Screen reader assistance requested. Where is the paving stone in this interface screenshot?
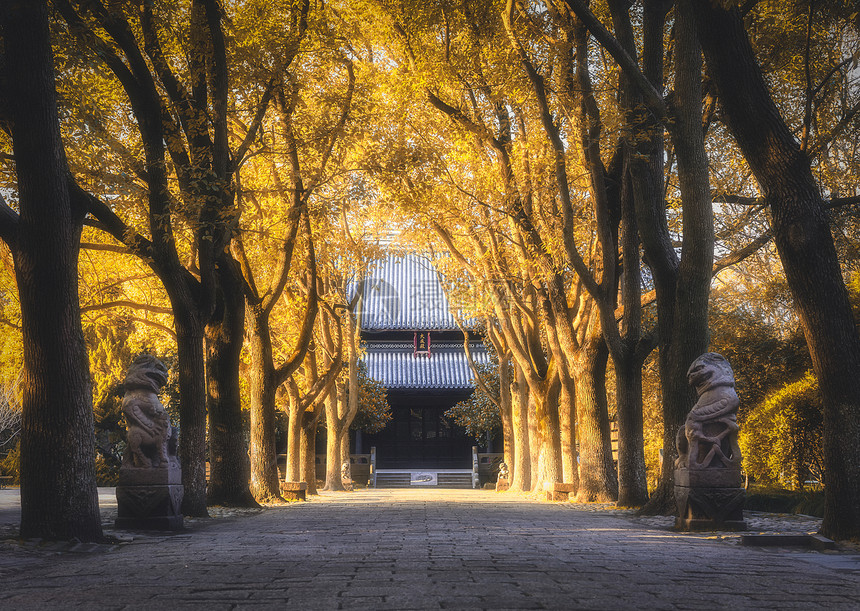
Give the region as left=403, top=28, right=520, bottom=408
left=0, top=488, right=859, bottom=609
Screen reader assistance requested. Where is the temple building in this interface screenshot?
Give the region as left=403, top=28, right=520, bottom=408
left=354, top=254, right=491, bottom=486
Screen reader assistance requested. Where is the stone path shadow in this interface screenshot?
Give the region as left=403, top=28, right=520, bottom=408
left=1, top=488, right=858, bottom=610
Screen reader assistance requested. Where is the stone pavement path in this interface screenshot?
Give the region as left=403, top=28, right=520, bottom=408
left=1, top=488, right=859, bottom=610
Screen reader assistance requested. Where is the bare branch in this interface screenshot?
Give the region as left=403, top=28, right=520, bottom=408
left=614, top=289, right=657, bottom=322
left=810, top=98, right=860, bottom=160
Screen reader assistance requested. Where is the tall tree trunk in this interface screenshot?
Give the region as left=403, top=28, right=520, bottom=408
left=247, top=310, right=281, bottom=501
left=564, top=0, right=710, bottom=515
left=639, top=0, right=713, bottom=515
left=511, top=365, right=532, bottom=492
left=610, top=150, right=650, bottom=508
left=300, top=414, right=318, bottom=494
left=615, top=355, right=648, bottom=506
left=610, top=208, right=650, bottom=506
left=527, top=393, right=542, bottom=492
left=557, top=372, right=579, bottom=488
left=572, top=317, right=618, bottom=502
left=206, top=257, right=257, bottom=507
left=323, top=385, right=346, bottom=491
left=323, top=308, right=359, bottom=490
left=603, top=0, right=666, bottom=509
left=544, top=324, right=579, bottom=488
left=611, top=176, right=650, bottom=507
left=693, top=0, right=860, bottom=540
left=172, top=307, right=209, bottom=516
left=0, top=0, right=102, bottom=541
left=340, top=428, right=350, bottom=484
left=540, top=373, right=563, bottom=487
left=285, top=397, right=302, bottom=482
left=343, top=309, right=360, bottom=459
left=53, top=0, right=232, bottom=519
left=498, top=351, right=514, bottom=472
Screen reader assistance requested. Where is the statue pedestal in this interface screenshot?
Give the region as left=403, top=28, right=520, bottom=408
left=115, top=464, right=184, bottom=531
left=543, top=482, right=576, bottom=501
left=280, top=481, right=307, bottom=501
left=495, top=478, right=510, bottom=492
left=674, top=467, right=746, bottom=531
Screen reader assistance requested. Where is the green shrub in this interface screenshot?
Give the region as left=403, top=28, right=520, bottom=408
left=793, top=491, right=825, bottom=517
left=739, top=372, right=824, bottom=490
left=744, top=486, right=824, bottom=517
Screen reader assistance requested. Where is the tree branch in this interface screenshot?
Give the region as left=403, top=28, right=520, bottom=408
left=140, top=2, right=197, bottom=140
left=827, top=195, right=860, bottom=209
left=274, top=217, right=320, bottom=384
left=292, top=318, right=344, bottom=413
left=457, top=317, right=501, bottom=411
left=809, top=98, right=860, bottom=161
left=563, top=0, right=668, bottom=123
left=714, top=192, right=860, bottom=210
left=69, top=179, right=155, bottom=262
left=711, top=230, right=773, bottom=276
left=235, top=77, right=277, bottom=165
left=80, top=242, right=132, bottom=254
left=79, top=300, right=173, bottom=315
left=118, top=315, right=176, bottom=339
left=311, top=59, right=355, bottom=189
left=425, top=90, right=501, bottom=149
left=262, top=196, right=304, bottom=315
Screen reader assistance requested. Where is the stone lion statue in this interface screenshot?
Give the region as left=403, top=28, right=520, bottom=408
left=341, top=460, right=354, bottom=491
left=121, top=355, right=176, bottom=469
left=675, top=353, right=741, bottom=470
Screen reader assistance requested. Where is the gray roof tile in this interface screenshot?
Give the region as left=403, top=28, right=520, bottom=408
left=354, top=254, right=461, bottom=330
left=363, top=342, right=489, bottom=389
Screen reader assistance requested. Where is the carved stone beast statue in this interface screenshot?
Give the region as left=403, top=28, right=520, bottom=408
left=121, top=355, right=175, bottom=469
left=675, top=352, right=741, bottom=471
left=674, top=352, right=746, bottom=531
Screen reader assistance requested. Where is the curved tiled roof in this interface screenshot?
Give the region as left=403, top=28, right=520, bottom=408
left=355, top=254, right=460, bottom=331
left=363, top=342, right=489, bottom=389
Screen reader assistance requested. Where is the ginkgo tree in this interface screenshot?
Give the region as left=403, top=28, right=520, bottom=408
left=0, top=1, right=103, bottom=541
left=53, top=0, right=266, bottom=514
left=691, top=0, right=860, bottom=539
left=2, top=0, right=860, bottom=543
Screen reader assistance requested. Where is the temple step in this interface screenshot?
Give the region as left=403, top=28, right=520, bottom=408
left=436, top=473, right=473, bottom=488
left=374, top=470, right=475, bottom=489
left=375, top=472, right=412, bottom=488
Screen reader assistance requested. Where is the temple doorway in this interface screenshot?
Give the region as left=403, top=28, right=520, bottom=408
left=361, top=389, right=474, bottom=469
